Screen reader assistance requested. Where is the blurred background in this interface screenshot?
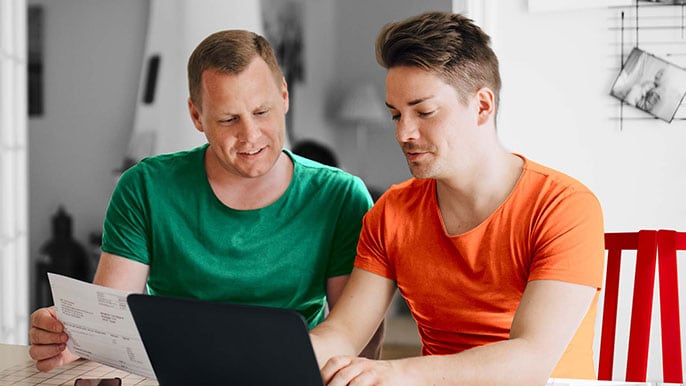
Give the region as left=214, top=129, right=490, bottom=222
left=3, top=0, right=686, bottom=379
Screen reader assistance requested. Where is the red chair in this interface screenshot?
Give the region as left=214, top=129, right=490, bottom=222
left=599, top=230, right=658, bottom=381
left=656, top=229, right=684, bottom=383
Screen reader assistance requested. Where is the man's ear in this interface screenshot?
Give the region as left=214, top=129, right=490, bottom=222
left=188, top=97, right=204, bottom=133
left=476, top=87, right=495, bottom=126
left=281, top=77, right=290, bottom=114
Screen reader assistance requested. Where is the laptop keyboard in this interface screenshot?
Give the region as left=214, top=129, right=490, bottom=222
left=0, top=359, right=158, bottom=386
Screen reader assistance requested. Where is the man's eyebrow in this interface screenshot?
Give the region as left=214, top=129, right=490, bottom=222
left=385, top=96, right=434, bottom=109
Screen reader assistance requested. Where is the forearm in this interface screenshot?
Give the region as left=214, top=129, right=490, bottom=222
left=310, top=322, right=360, bottom=368
left=316, top=269, right=397, bottom=367
left=393, top=338, right=556, bottom=386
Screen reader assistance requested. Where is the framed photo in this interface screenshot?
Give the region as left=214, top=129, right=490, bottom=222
left=28, top=5, right=44, bottom=116
left=610, top=47, right=686, bottom=123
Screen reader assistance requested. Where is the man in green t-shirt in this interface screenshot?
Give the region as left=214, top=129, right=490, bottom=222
left=28, top=29, right=382, bottom=372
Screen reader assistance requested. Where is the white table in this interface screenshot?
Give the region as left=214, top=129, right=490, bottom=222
left=0, top=343, right=157, bottom=386
left=0, top=343, right=679, bottom=386
left=0, top=343, right=30, bottom=370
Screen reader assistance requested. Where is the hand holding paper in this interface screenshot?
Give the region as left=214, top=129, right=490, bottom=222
left=48, top=273, right=156, bottom=379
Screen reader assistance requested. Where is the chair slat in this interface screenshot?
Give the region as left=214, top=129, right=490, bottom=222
left=657, top=230, right=684, bottom=384
left=625, top=230, right=658, bottom=382
left=599, top=230, right=658, bottom=382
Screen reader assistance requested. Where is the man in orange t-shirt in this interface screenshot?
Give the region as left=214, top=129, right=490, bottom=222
left=310, top=11, right=604, bottom=386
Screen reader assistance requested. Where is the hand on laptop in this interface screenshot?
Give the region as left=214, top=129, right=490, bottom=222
left=320, top=355, right=412, bottom=386
left=28, top=306, right=80, bottom=372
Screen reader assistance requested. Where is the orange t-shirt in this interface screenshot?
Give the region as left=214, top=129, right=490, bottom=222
left=355, top=155, right=605, bottom=379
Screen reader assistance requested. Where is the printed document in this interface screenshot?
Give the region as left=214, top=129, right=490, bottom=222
left=48, top=273, right=156, bottom=379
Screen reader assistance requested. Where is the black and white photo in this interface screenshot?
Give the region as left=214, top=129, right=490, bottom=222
left=610, top=47, right=686, bottom=122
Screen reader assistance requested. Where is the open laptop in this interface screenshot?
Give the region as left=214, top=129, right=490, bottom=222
left=126, top=293, right=325, bottom=386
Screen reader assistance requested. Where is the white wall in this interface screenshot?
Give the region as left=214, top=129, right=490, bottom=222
left=491, top=1, right=686, bottom=381
left=27, top=0, right=149, bottom=310
left=494, top=1, right=686, bottom=233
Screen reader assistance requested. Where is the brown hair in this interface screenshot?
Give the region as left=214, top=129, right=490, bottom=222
left=376, top=11, right=501, bottom=109
left=187, top=30, right=283, bottom=107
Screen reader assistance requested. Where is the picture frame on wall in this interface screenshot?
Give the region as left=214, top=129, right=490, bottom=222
left=610, top=47, right=686, bottom=123
left=28, top=5, right=44, bottom=116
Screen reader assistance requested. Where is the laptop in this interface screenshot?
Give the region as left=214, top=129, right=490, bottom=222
left=126, top=293, right=325, bottom=386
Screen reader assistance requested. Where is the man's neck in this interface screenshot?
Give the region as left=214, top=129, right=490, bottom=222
left=435, top=151, right=523, bottom=236
left=205, top=150, right=294, bottom=210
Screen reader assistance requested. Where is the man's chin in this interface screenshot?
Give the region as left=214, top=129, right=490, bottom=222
left=238, top=168, right=270, bottom=179
left=234, top=154, right=281, bottom=179
left=408, top=168, right=432, bottom=180
left=405, top=162, right=426, bottom=178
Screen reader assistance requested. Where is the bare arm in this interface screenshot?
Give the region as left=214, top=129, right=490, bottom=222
left=314, top=268, right=397, bottom=366
left=319, top=279, right=596, bottom=386
left=92, top=252, right=150, bottom=291
left=326, top=274, right=387, bottom=359
left=29, top=252, right=149, bottom=371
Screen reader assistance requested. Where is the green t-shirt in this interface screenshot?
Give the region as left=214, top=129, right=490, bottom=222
left=102, top=145, right=372, bottom=328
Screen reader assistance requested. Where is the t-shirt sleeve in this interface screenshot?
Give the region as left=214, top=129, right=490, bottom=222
left=354, top=195, right=396, bottom=281
left=326, top=175, right=373, bottom=278
left=101, top=165, right=151, bottom=265
left=528, top=189, right=605, bottom=289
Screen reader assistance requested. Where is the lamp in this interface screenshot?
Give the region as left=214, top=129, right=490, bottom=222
left=338, top=84, right=388, bottom=180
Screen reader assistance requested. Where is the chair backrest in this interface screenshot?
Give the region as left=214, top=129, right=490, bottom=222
left=599, top=230, right=684, bottom=383
left=599, top=230, right=658, bottom=381
left=656, top=229, right=684, bottom=383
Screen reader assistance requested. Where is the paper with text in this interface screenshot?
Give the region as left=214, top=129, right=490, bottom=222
left=48, top=273, right=156, bottom=379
